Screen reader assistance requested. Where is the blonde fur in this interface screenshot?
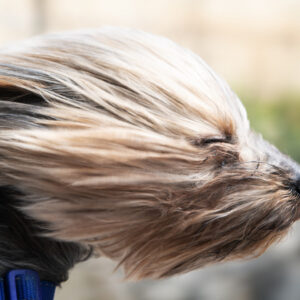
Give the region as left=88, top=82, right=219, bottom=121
left=0, top=27, right=299, bottom=281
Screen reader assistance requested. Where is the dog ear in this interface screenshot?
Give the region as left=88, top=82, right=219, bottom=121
left=0, top=82, right=93, bottom=283
left=0, top=81, right=48, bottom=130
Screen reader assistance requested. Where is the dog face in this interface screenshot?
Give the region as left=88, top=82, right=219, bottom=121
left=0, top=27, right=299, bottom=281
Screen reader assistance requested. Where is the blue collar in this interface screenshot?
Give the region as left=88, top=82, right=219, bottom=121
left=0, top=269, right=56, bottom=300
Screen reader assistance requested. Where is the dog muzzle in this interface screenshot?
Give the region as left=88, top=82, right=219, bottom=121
left=0, top=269, right=56, bottom=300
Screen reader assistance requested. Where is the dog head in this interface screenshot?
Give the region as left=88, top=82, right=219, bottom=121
left=0, top=27, right=299, bottom=281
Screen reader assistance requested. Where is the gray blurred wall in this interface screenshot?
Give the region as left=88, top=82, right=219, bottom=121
left=1, top=0, right=300, bottom=97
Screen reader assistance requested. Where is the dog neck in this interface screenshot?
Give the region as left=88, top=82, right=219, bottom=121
left=0, top=185, right=92, bottom=285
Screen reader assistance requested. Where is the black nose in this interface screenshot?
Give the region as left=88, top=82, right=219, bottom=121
left=292, top=177, right=300, bottom=197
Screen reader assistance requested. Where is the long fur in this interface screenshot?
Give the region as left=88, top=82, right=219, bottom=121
left=0, top=27, right=299, bottom=282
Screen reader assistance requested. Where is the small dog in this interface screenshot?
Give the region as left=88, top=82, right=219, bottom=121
left=0, top=27, right=299, bottom=285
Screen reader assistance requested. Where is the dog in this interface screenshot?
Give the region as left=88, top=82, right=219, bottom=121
left=0, top=27, right=299, bottom=286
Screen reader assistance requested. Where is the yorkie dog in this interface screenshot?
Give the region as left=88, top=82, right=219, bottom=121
left=0, top=27, right=299, bottom=287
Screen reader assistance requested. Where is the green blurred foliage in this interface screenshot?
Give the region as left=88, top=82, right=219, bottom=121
left=237, top=91, right=300, bottom=163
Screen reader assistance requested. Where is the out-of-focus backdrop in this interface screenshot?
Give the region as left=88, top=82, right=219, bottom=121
left=1, top=0, right=299, bottom=299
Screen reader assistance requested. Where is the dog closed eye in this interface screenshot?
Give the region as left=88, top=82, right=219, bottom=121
left=191, top=136, right=232, bottom=147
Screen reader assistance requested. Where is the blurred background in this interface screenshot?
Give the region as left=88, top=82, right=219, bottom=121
left=0, top=0, right=299, bottom=299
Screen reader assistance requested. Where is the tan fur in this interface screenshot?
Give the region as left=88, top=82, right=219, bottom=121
left=0, top=27, right=299, bottom=280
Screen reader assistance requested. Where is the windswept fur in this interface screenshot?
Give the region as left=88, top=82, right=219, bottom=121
left=0, top=27, right=299, bottom=282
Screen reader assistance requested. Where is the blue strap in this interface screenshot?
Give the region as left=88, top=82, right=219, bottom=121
left=0, top=278, right=5, bottom=300
left=40, top=281, right=56, bottom=300
left=0, top=269, right=56, bottom=300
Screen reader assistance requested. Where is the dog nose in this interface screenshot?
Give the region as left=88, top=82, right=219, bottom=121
left=293, top=176, right=300, bottom=197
